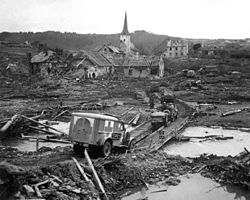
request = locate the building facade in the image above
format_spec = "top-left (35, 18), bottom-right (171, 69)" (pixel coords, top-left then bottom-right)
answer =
top-left (162, 39), bottom-right (188, 58)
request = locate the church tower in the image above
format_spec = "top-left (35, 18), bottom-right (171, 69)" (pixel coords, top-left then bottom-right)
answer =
top-left (120, 12), bottom-right (131, 54)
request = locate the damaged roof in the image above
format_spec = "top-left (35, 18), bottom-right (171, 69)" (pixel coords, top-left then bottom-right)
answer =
top-left (70, 51), bottom-right (114, 67)
top-left (123, 57), bottom-right (150, 67)
top-left (97, 44), bottom-right (123, 54)
top-left (108, 45), bottom-right (122, 54)
top-left (31, 50), bottom-right (56, 63)
top-left (86, 51), bottom-right (114, 66)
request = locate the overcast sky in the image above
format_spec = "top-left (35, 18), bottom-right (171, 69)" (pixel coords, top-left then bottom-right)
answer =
top-left (0, 0), bottom-right (249, 39)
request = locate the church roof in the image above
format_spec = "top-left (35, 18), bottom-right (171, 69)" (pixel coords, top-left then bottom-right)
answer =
top-left (121, 12), bottom-right (129, 35)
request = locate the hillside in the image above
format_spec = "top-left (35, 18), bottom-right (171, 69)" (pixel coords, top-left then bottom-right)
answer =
top-left (0, 31), bottom-right (168, 55)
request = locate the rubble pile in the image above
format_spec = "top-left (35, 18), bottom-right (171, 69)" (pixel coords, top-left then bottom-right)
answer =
top-left (194, 149), bottom-right (250, 189)
top-left (96, 150), bottom-right (194, 195)
top-left (0, 145), bottom-right (250, 199)
top-left (0, 147), bottom-right (196, 200)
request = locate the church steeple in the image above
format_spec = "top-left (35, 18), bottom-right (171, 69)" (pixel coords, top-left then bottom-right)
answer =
top-left (121, 12), bottom-right (129, 35)
top-left (120, 12), bottom-right (131, 54)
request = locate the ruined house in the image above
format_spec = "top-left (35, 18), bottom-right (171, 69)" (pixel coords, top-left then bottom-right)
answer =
top-left (30, 50), bottom-right (62, 77)
top-left (67, 51), bottom-right (114, 79)
top-left (155, 39), bottom-right (188, 58)
top-left (97, 44), bottom-right (123, 58)
top-left (116, 56), bottom-right (164, 78)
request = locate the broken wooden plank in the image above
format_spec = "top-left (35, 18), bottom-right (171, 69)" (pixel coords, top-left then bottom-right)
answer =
top-left (34, 186), bottom-right (42, 198)
top-left (132, 113), bottom-right (141, 126)
top-left (72, 157), bottom-right (89, 181)
top-left (21, 135), bottom-right (71, 144)
top-left (28, 125), bottom-right (59, 135)
top-left (244, 147), bottom-right (250, 154)
top-left (84, 149), bottom-right (109, 200)
top-left (182, 135), bottom-right (233, 140)
top-left (221, 109), bottom-right (242, 117)
top-left (0, 114), bottom-right (18, 133)
top-left (72, 157), bottom-right (96, 193)
top-left (19, 115), bottom-right (66, 136)
top-left (52, 110), bottom-right (68, 121)
top-left (121, 107), bottom-right (134, 116)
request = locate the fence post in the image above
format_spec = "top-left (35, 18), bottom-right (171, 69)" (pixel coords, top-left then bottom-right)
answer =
top-left (36, 137), bottom-right (39, 151)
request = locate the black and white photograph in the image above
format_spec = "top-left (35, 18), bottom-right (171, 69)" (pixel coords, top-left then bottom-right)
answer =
top-left (0, 0), bottom-right (250, 199)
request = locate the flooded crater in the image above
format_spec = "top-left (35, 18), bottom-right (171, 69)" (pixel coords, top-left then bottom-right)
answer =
top-left (165, 126), bottom-right (250, 157)
top-left (122, 174), bottom-right (250, 200)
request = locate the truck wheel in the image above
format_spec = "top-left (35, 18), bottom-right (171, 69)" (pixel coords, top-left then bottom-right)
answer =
top-left (73, 144), bottom-right (84, 155)
top-left (101, 140), bottom-right (112, 157)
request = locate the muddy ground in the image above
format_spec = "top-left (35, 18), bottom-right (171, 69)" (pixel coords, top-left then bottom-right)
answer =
top-left (1, 58), bottom-right (250, 199)
top-left (1, 58), bottom-right (250, 129)
top-left (0, 146), bottom-right (249, 200)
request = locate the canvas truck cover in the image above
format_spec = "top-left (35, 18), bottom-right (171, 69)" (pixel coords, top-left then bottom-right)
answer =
top-left (69, 113), bottom-right (119, 144)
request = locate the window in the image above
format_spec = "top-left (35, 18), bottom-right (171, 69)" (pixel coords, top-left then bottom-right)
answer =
top-left (175, 52), bottom-right (178, 56)
top-left (176, 47), bottom-right (178, 51)
top-left (169, 47), bottom-right (172, 51)
top-left (181, 52), bottom-right (184, 56)
top-left (128, 68), bottom-right (133, 76)
top-left (169, 53), bottom-right (172, 56)
top-left (113, 122), bottom-right (122, 132)
top-left (104, 121), bottom-right (113, 132)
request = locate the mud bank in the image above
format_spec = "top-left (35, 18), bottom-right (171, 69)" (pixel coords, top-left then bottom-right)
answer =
top-left (0, 146), bottom-right (249, 200)
top-left (122, 174), bottom-right (250, 200)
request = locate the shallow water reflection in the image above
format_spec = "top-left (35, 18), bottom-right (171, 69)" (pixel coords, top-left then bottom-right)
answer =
top-left (165, 126), bottom-right (250, 157)
top-left (122, 174), bottom-right (250, 200)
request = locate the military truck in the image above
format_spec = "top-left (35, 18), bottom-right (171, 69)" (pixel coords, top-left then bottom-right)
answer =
top-left (69, 112), bottom-right (135, 157)
top-left (150, 103), bottom-right (178, 131)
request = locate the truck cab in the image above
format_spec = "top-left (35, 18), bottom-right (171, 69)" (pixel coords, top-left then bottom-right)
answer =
top-left (69, 112), bottom-right (133, 157)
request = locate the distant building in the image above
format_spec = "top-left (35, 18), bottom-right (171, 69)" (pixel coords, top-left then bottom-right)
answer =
top-left (161, 39), bottom-right (188, 58)
top-left (115, 56), bottom-right (164, 78)
top-left (66, 51), bottom-right (114, 79)
top-left (97, 44), bottom-right (124, 62)
top-left (30, 50), bottom-right (63, 77)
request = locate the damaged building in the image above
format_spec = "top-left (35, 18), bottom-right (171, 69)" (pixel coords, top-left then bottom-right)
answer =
top-left (97, 44), bottom-right (124, 59)
top-left (30, 50), bottom-right (63, 77)
top-left (67, 51), bottom-right (114, 79)
top-left (155, 39), bottom-right (189, 59)
top-left (114, 56), bottom-right (164, 78)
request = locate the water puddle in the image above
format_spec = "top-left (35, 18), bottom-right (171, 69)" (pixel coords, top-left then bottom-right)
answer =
top-left (0, 121), bottom-right (71, 151)
top-left (39, 120), bottom-right (70, 135)
top-left (165, 126), bottom-right (250, 157)
top-left (122, 174), bottom-right (250, 200)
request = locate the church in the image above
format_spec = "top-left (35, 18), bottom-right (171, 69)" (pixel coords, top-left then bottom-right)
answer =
top-left (98, 12), bottom-right (138, 57)
top-left (120, 12), bottom-right (132, 55)
top-left (67, 12), bottom-right (164, 79)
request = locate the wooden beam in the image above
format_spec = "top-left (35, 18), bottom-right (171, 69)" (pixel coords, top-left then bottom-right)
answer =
top-left (72, 157), bottom-right (96, 193)
top-left (19, 115), bottom-right (66, 136)
top-left (84, 149), bottom-right (109, 200)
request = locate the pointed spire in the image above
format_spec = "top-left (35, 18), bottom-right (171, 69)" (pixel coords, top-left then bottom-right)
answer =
top-left (121, 12), bottom-right (129, 35)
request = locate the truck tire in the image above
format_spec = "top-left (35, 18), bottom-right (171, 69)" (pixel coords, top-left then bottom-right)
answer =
top-left (73, 144), bottom-right (84, 155)
top-left (101, 140), bottom-right (112, 157)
